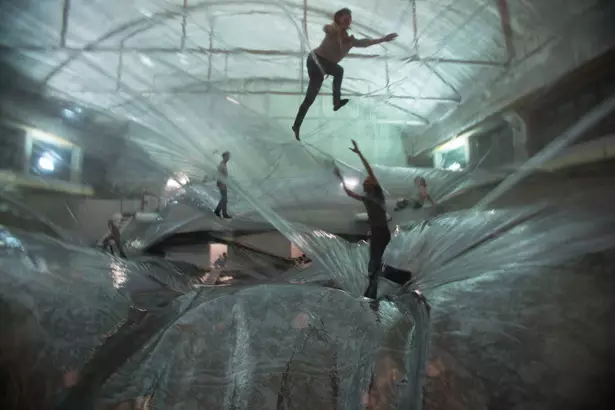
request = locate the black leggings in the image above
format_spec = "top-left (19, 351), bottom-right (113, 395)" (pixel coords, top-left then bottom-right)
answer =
top-left (365, 228), bottom-right (413, 298)
top-left (368, 228), bottom-right (391, 276)
top-left (293, 53), bottom-right (344, 130)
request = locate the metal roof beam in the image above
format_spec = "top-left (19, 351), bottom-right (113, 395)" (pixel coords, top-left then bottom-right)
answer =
top-left (0, 45), bottom-right (508, 66)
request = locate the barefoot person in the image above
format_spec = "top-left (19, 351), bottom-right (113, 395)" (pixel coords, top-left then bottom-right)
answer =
top-left (214, 151), bottom-right (232, 219)
top-left (394, 177), bottom-right (436, 211)
top-left (292, 8), bottom-right (398, 140)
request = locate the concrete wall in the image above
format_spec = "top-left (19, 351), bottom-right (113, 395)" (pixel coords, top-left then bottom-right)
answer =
top-left (19, 195), bottom-right (142, 243)
top-left (468, 120), bottom-right (516, 169)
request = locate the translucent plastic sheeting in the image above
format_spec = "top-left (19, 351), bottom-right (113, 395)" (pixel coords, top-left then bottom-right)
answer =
top-left (4, 185), bottom-right (614, 409)
top-left (128, 173), bottom-right (615, 300)
top-left (385, 197), bottom-right (615, 295)
top-left (0, 226), bottom-right (430, 410)
top-left (2, 0), bottom-right (613, 170)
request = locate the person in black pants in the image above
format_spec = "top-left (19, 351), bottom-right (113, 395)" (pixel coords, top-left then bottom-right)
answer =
top-left (334, 140), bottom-right (411, 299)
top-left (292, 8), bottom-right (398, 140)
top-left (214, 151), bottom-right (232, 219)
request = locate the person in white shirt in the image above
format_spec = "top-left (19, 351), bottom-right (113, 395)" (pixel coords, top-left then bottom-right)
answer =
top-left (214, 151), bottom-right (232, 219)
top-left (292, 8), bottom-right (398, 140)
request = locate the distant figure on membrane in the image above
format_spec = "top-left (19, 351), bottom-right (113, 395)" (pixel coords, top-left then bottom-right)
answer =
top-left (394, 176), bottom-right (436, 211)
top-left (214, 151), bottom-right (232, 219)
top-left (291, 8), bottom-right (398, 140)
top-left (101, 216), bottom-right (127, 258)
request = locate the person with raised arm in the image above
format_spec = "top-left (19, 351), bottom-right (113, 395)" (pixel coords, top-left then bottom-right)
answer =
top-left (334, 140), bottom-right (391, 299)
top-left (292, 8), bottom-right (398, 141)
top-left (214, 151), bottom-right (232, 219)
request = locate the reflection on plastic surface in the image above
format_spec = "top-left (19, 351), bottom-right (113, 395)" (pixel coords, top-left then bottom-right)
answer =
top-left (0, 225), bottom-right (24, 251)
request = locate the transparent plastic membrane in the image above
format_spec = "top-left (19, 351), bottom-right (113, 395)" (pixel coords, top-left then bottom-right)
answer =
top-left (2, 1), bottom-right (615, 409)
top-left (0, 226), bottom-right (429, 410)
top-left (4, 180), bottom-right (615, 409)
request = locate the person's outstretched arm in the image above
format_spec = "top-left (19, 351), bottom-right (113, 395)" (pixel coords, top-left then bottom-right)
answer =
top-left (353, 33), bottom-right (398, 48)
top-left (350, 140), bottom-right (380, 185)
top-left (334, 166), bottom-right (362, 201)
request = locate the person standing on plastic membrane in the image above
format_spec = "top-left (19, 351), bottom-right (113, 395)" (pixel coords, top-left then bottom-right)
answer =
top-left (102, 216), bottom-right (127, 258)
top-left (214, 151), bottom-right (232, 219)
top-left (292, 8), bottom-right (398, 141)
top-left (334, 140), bottom-right (390, 299)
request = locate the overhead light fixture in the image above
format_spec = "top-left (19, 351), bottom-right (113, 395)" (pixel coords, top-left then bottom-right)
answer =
top-left (37, 152), bottom-right (57, 172)
top-left (165, 172), bottom-right (190, 190)
top-left (226, 96), bottom-right (240, 105)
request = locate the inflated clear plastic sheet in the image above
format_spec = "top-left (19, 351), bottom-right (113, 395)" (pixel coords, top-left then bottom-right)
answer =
top-left (4, 179), bottom-right (615, 409)
top-left (1, 227), bottom-right (134, 406)
top-left (91, 286), bottom-right (429, 410)
top-left (1, 225), bottom-right (430, 410)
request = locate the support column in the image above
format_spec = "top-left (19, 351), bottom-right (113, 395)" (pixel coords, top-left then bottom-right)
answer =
top-left (23, 132), bottom-right (33, 175)
top-left (503, 111), bottom-right (528, 164)
top-left (70, 146), bottom-right (83, 183)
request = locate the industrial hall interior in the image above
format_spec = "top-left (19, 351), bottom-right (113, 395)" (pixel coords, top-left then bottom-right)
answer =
top-left (1, 1), bottom-right (615, 409)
